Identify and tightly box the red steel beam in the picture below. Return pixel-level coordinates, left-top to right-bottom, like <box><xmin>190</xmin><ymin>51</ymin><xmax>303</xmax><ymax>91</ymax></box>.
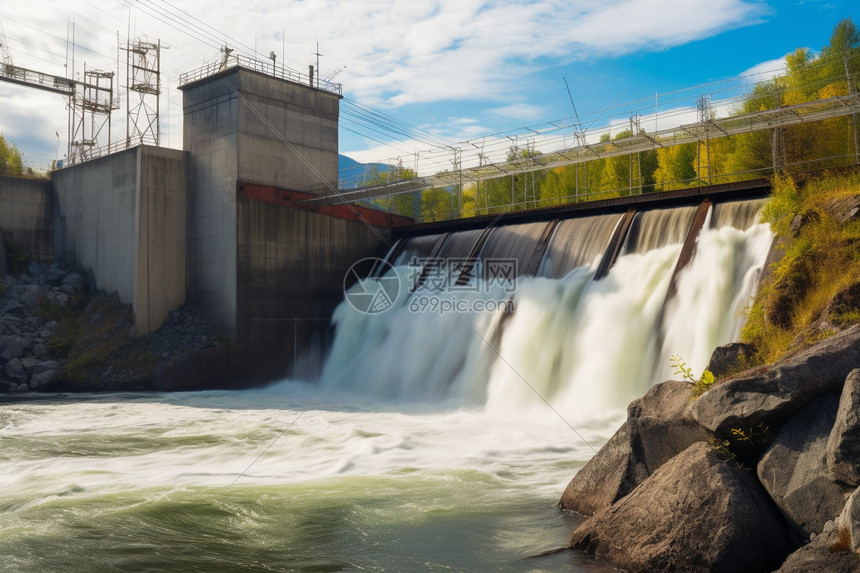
<box><xmin>237</xmin><ymin>182</ymin><xmax>414</xmax><ymax>228</ymax></box>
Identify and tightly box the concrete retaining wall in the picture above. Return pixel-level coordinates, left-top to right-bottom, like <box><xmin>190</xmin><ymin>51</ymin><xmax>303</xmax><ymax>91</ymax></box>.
<box><xmin>236</xmin><ymin>198</ymin><xmax>390</xmax><ymax>378</ymax></box>
<box><xmin>0</xmin><ymin>175</ymin><xmax>54</xmax><ymax>263</ymax></box>
<box><xmin>52</xmin><ymin>146</ymin><xmax>187</xmax><ymax>334</ymax></box>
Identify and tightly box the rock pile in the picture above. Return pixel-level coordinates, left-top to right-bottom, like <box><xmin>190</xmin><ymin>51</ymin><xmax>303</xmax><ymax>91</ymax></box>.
<box><xmin>147</xmin><ymin>305</ymin><xmax>220</xmax><ymax>360</ymax></box>
<box><xmin>1</xmin><ymin>262</ymin><xmax>223</xmax><ymax>392</ymax></box>
<box><xmin>0</xmin><ymin>261</ymin><xmax>86</xmax><ymax>391</ymax></box>
<box><xmin>561</xmin><ymin>325</ymin><xmax>860</xmax><ymax>572</ymax></box>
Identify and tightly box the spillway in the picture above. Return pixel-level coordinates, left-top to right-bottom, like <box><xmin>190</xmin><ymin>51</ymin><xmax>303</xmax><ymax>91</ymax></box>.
<box><xmin>322</xmin><ymin>198</ymin><xmax>774</xmax><ymax>422</ymax></box>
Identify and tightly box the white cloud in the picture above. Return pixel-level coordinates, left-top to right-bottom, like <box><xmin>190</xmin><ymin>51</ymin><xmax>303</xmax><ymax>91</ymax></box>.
<box><xmin>0</xmin><ymin>0</ymin><xmax>768</xmax><ymax>166</ymax></box>
<box><xmin>739</xmin><ymin>55</ymin><xmax>790</xmax><ymax>81</ymax></box>
<box><xmin>488</xmin><ymin>103</ymin><xmax>546</xmax><ymax>121</ymax></box>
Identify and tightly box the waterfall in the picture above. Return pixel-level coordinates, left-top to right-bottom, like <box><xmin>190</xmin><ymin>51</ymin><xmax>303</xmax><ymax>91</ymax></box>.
<box><xmin>538</xmin><ymin>213</ymin><xmax>622</xmax><ymax>279</ymax></box>
<box><xmin>322</xmin><ymin>199</ymin><xmax>773</xmax><ymax>422</ymax></box>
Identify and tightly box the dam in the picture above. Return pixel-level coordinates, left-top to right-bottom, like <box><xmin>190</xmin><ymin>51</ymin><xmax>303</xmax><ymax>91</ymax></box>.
<box><xmin>0</xmin><ymin>51</ymin><xmax>772</xmax><ymax>388</ymax></box>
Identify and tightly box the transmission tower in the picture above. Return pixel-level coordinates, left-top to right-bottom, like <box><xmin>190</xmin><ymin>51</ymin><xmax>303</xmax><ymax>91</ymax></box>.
<box><xmin>69</xmin><ymin>66</ymin><xmax>115</xmax><ymax>164</ymax></box>
<box><xmin>124</xmin><ymin>38</ymin><xmax>162</xmax><ymax>147</ymax></box>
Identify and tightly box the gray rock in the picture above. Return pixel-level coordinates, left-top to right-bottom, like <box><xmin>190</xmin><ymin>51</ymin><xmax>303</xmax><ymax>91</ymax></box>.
<box><xmin>829</xmin><ymin>194</ymin><xmax>860</xmax><ymax>225</ymax></box>
<box><xmin>26</xmin><ymin>260</ymin><xmax>43</xmax><ymax>277</ymax></box>
<box><xmin>837</xmin><ymin>487</ymin><xmax>860</xmax><ymax>554</ymax></box>
<box><xmin>626</xmin><ymin>380</ymin><xmax>712</xmax><ymax>474</ymax></box>
<box><xmin>559</xmin><ymin>381</ymin><xmax>711</xmax><ymax>515</ymax></box>
<box><xmin>32</xmin><ymin>343</ymin><xmax>48</xmax><ymax>358</ymax></box>
<box><xmin>758</xmin><ymin>394</ymin><xmax>852</xmax><ymax>535</ymax></box>
<box><xmin>558</xmin><ymin>421</ymin><xmax>647</xmax><ymax>516</ymax></box>
<box><xmin>706</xmin><ymin>342</ymin><xmax>756</xmax><ymax>379</ymax></box>
<box><xmin>61</xmin><ymin>272</ymin><xmax>85</xmax><ymax>291</ymax></box>
<box><xmin>0</xmin><ymin>335</ymin><xmax>26</xmax><ymax>364</ymax></box>
<box><xmin>775</xmin><ymin>519</ymin><xmax>860</xmax><ymax>572</ymax></box>
<box><xmin>3</xmin><ymin>358</ymin><xmax>28</xmax><ymax>384</ymax></box>
<box><xmin>44</xmin><ymin>266</ymin><xmax>66</xmax><ymax>286</ymax></box>
<box><xmin>3</xmin><ymin>302</ymin><xmax>26</xmax><ymax>316</ymax></box>
<box><xmin>570</xmin><ymin>442</ymin><xmax>793</xmax><ymax>573</ymax></box>
<box><xmin>29</xmin><ymin>360</ymin><xmax>59</xmax><ymax>389</ymax></box>
<box><xmin>828</xmin><ymin>370</ymin><xmax>860</xmax><ymax>487</ymax></box>
<box><xmin>692</xmin><ymin>324</ymin><xmax>860</xmax><ymax>436</ymax></box>
<box><xmin>20</xmin><ymin>356</ymin><xmax>39</xmax><ymax>372</ymax></box>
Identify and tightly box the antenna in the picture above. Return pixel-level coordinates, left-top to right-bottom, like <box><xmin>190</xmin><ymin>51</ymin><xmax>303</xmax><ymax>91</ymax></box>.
<box><xmin>562</xmin><ymin>77</ymin><xmax>582</xmax><ymax>132</ymax></box>
<box><xmin>313</xmin><ymin>42</ymin><xmax>322</xmax><ymax>88</ymax></box>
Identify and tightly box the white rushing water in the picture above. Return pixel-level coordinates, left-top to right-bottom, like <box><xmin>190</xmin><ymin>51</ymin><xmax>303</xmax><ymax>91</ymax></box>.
<box><xmin>0</xmin><ymin>201</ymin><xmax>773</xmax><ymax>571</ymax></box>
<box><xmin>325</xmin><ymin>203</ymin><xmax>773</xmax><ymax>421</ymax></box>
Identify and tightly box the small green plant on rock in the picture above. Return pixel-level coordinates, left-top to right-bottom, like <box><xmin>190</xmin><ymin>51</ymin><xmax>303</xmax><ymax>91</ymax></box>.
<box><xmin>730</xmin><ymin>423</ymin><xmax>773</xmax><ymax>448</ymax></box>
<box><xmin>709</xmin><ymin>436</ymin><xmax>740</xmax><ymax>465</ymax></box>
<box><xmin>670</xmin><ymin>354</ymin><xmax>715</xmax><ymax>398</ymax></box>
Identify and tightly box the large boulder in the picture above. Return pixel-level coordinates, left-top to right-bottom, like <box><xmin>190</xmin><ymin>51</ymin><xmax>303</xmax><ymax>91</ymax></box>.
<box><xmin>692</xmin><ymin>324</ymin><xmax>860</xmax><ymax>436</ymax></box>
<box><xmin>557</xmin><ymin>421</ymin><xmax>647</xmax><ymax>516</ymax></box>
<box><xmin>3</xmin><ymin>357</ymin><xmax>28</xmax><ymax>385</ymax></box>
<box><xmin>569</xmin><ymin>442</ymin><xmax>793</xmax><ymax>573</ymax></box>
<box><xmin>625</xmin><ymin>380</ymin><xmax>712</xmax><ymax>474</ymax></box>
<box><xmin>774</xmin><ymin>520</ymin><xmax>860</xmax><ymax>573</ymax></box>
<box><xmin>706</xmin><ymin>341</ymin><xmax>756</xmax><ymax>378</ymax></box>
<box><xmin>558</xmin><ymin>380</ymin><xmax>709</xmax><ymax>515</ymax></box>
<box><xmin>0</xmin><ymin>336</ymin><xmax>26</xmax><ymax>366</ymax></box>
<box><xmin>757</xmin><ymin>394</ymin><xmax>851</xmax><ymax>536</ymax></box>
<box><xmin>828</xmin><ymin>369</ymin><xmax>860</xmax><ymax>487</ymax></box>
<box><xmin>836</xmin><ymin>487</ymin><xmax>860</xmax><ymax>555</ymax></box>
<box><xmin>29</xmin><ymin>360</ymin><xmax>59</xmax><ymax>390</ymax></box>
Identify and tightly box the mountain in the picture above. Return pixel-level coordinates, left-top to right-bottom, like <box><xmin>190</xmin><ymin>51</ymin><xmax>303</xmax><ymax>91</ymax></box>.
<box><xmin>338</xmin><ymin>154</ymin><xmax>391</xmax><ymax>189</ymax></box>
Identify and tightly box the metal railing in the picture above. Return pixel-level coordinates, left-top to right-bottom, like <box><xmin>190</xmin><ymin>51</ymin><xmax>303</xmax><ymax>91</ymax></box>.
<box><xmin>317</xmin><ymin>92</ymin><xmax>860</xmax><ymax>208</ymax></box>
<box><xmin>1</xmin><ymin>63</ymin><xmax>75</xmax><ymax>95</ymax></box>
<box><xmin>179</xmin><ymin>53</ymin><xmax>342</xmax><ymax>96</ymax></box>
<box><xmin>57</xmin><ymin>136</ymin><xmax>159</xmax><ymax>168</ymax></box>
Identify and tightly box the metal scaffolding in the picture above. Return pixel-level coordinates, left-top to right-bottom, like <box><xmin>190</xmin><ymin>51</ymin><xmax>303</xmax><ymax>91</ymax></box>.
<box><xmin>310</xmin><ymin>91</ymin><xmax>860</xmax><ymax>207</ymax></box>
<box><xmin>68</xmin><ymin>67</ymin><xmax>116</xmax><ymax>164</ymax></box>
<box><xmin>124</xmin><ymin>38</ymin><xmax>162</xmax><ymax>148</ymax></box>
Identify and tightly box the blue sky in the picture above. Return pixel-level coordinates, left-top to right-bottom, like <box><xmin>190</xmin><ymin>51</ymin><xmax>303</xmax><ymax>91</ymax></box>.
<box><xmin>1</xmin><ymin>1</ymin><xmax>858</xmax><ymax>173</ymax></box>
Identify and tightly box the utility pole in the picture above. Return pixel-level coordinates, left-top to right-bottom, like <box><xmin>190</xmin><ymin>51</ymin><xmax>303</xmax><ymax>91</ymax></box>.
<box><xmin>846</xmin><ymin>53</ymin><xmax>859</xmax><ymax>165</ymax></box>
<box><xmin>697</xmin><ymin>96</ymin><xmax>712</xmax><ymax>184</ymax></box>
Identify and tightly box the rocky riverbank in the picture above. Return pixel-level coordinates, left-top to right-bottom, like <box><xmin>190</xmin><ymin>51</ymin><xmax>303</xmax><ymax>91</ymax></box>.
<box><xmin>0</xmin><ymin>261</ymin><xmax>224</xmax><ymax>392</ymax></box>
<box><xmin>559</xmin><ymin>324</ymin><xmax>860</xmax><ymax>572</ymax></box>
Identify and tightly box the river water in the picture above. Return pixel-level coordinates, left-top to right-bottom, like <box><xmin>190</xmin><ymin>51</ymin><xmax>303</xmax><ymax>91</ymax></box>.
<box><xmin>0</xmin><ymin>203</ymin><xmax>772</xmax><ymax>571</ymax></box>
<box><xmin>0</xmin><ymin>387</ymin><xmax>621</xmax><ymax>571</ymax></box>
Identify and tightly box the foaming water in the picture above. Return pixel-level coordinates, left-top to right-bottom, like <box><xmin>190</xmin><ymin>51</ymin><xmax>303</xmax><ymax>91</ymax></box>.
<box><xmin>325</xmin><ymin>215</ymin><xmax>771</xmax><ymax>420</ymax></box>
<box><xmin>0</xmin><ymin>388</ymin><xmax>622</xmax><ymax>572</ymax></box>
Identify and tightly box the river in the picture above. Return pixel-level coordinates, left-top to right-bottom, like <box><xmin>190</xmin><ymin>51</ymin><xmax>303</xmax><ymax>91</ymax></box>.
<box><xmin>0</xmin><ymin>202</ymin><xmax>771</xmax><ymax>571</ymax></box>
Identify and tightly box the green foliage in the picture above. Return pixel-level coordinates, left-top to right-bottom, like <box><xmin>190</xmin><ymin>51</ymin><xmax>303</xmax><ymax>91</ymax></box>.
<box><xmin>670</xmin><ymin>354</ymin><xmax>715</xmax><ymax>397</ymax></box>
<box><xmin>742</xmin><ymin>171</ymin><xmax>860</xmax><ymax>363</ymax></box>
<box><xmin>0</xmin><ymin>134</ymin><xmax>24</xmax><ymax>176</ymax></box>
<box><xmin>709</xmin><ymin>436</ymin><xmax>740</xmax><ymax>465</ymax></box>
<box><xmin>0</xmin><ymin>280</ymin><xmax>7</xmax><ymax>297</ymax></box>
<box><xmin>730</xmin><ymin>423</ymin><xmax>774</xmax><ymax>448</ymax></box>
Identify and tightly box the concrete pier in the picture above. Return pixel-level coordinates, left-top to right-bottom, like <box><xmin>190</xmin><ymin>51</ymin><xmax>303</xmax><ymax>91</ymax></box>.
<box><xmin>52</xmin><ymin>146</ymin><xmax>187</xmax><ymax>335</ymax></box>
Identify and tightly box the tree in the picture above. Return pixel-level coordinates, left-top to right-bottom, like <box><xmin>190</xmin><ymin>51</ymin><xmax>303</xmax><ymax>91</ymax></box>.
<box><xmin>654</xmin><ymin>143</ymin><xmax>697</xmax><ymax>190</ymax></box>
<box><xmin>0</xmin><ymin>134</ymin><xmax>24</xmax><ymax>176</ymax></box>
